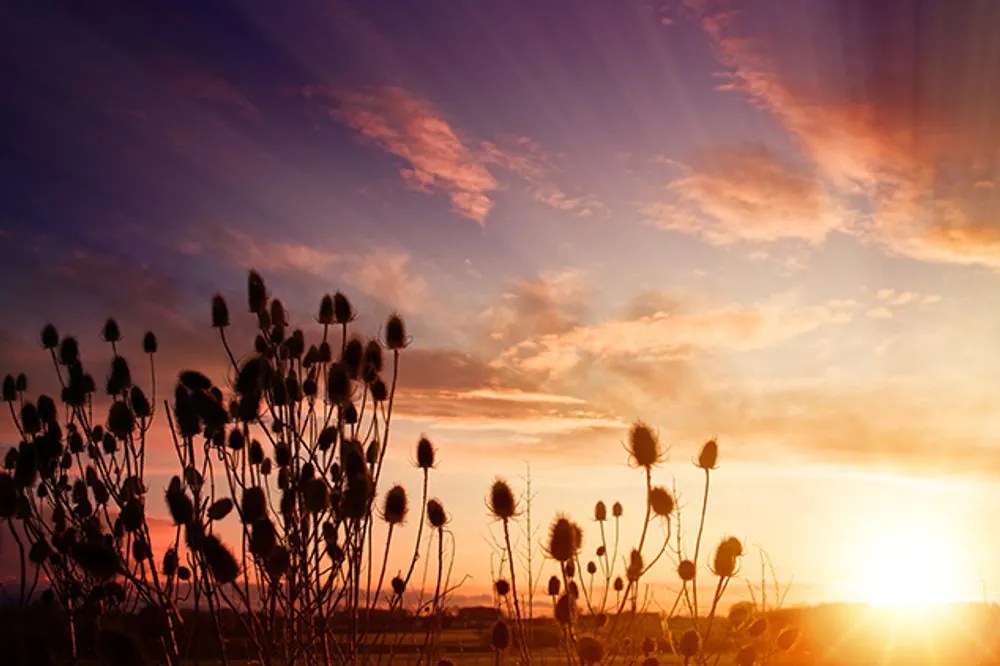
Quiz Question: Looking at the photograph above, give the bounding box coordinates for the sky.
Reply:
[2,0,1000,608]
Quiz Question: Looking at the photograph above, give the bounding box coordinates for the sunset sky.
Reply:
[3,0,1000,608]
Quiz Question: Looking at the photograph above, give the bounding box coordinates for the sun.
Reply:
[847,516,971,608]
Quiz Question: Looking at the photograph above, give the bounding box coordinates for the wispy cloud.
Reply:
[303,86,605,224]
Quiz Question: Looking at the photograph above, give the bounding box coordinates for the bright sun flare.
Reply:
[850,518,970,608]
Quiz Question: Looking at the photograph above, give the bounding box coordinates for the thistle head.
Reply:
[382,485,408,525]
[211,294,230,328]
[697,438,718,470]
[547,575,560,596]
[201,535,239,584]
[711,536,743,577]
[594,500,607,522]
[494,578,510,596]
[391,576,406,596]
[318,294,335,325]
[385,313,407,350]
[546,515,582,562]
[626,549,644,582]
[734,646,757,666]
[142,331,158,354]
[416,436,436,470]
[426,498,447,528]
[586,560,597,575]
[677,559,695,582]
[101,318,121,343]
[40,324,59,349]
[247,271,267,314]
[628,421,664,468]
[333,291,353,324]
[648,486,675,517]
[488,478,517,520]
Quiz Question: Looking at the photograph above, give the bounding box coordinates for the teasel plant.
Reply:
[157,271,452,665]
[1,320,182,665]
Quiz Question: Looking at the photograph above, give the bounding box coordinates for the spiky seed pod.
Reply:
[626,549,644,582]
[488,479,517,520]
[577,636,605,664]
[343,471,372,519]
[712,536,743,577]
[595,613,607,628]
[678,630,701,658]
[698,439,718,470]
[142,331,158,354]
[250,518,277,558]
[596,545,606,557]
[734,646,757,666]
[426,498,447,528]
[130,386,151,418]
[494,579,510,596]
[327,363,351,404]
[383,485,408,525]
[490,620,510,652]
[14,373,26,393]
[227,428,245,450]
[547,516,582,562]
[209,294,230,328]
[71,540,120,580]
[612,501,623,518]
[265,545,291,579]
[748,617,767,638]
[269,299,287,327]
[318,294,335,324]
[343,338,364,377]
[165,477,193,525]
[554,593,573,624]
[303,478,329,513]
[247,271,267,314]
[132,537,151,561]
[678,559,696,582]
[2,375,15,402]
[201,535,239,584]
[120,499,144,532]
[364,339,384,373]
[318,427,337,451]
[274,442,291,467]
[565,560,576,578]
[20,402,41,435]
[41,324,59,349]
[29,538,52,564]
[628,421,663,468]
[641,637,656,655]
[366,440,379,465]
[728,602,751,628]
[547,575,561,596]
[327,291,351,324]
[568,580,579,598]
[613,576,624,592]
[37,394,56,422]
[107,356,132,394]
[248,439,264,465]
[648,486,675,517]
[107,402,135,439]
[776,627,799,651]
[208,498,233,521]
[385,313,407,350]
[59,337,80,365]
[370,379,388,402]
[177,566,191,581]
[241,487,267,524]
[723,536,743,557]
[101,318,121,343]
[416,436,436,469]
[163,548,178,576]
[594,501,607,522]
[391,576,406,596]
[587,561,597,575]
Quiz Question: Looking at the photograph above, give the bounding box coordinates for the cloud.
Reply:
[303,86,604,224]
[180,225,428,312]
[480,269,589,344]
[694,3,1000,267]
[645,143,843,244]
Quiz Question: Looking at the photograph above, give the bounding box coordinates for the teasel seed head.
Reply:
[547,575,561,596]
[613,576,624,592]
[201,534,239,584]
[547,515,582,562]
[586,560,597,575]
[385,313,407,350]
[247,270,267,314]
[594,500,607,522]
[142,331,158,354]
[596,545,606,557]
[577,636,605,664]
[426,498,448,528]
[165,476,193,525]
[554,593,573,624]
[712,536,742,577]
[491,621,510,651]
[776,627,799,651]
[269,299,287,327]
[626,549,644,582]
[58,336,79,365]
[648,486,675,517]
[40,323,59,349]
[628,421,664,468]
[734,646,757,666]
[370,378,388,402]
[2,375,15,402]
[677,559,696,582]
[678,630,701,658]
[698,438,718,470]
[326,363,351,404]
[416,436,436,470]
[391,576,406,596]
[241,486,267,524]
[565,559,576,578]
[382,485,408,525]
[728,602,752,628]
[211,294,230,328]
[488,478,517,520]
[612,501,623,518]
[333,291,353,324]
[101,318,121,344]
[748,617,767,638]
[494,579,510,596]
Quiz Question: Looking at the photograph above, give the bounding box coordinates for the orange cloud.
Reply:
[645,144,843,244]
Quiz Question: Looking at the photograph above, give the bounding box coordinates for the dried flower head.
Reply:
[416,436,436,470]
[318,294,335,324]
[698,438,719,470]
[577,636,605,664]
[426,498,447,528]
[385,313,407,350]
[547,575,561,596]
[491,621,510,651]
[488,478,517,520]
[612,501,623,518]
[628,421,664,468]
[142,331,158,354]
[626,549,644,582]
[677,559,696,582]
[333,291,353,324]
[712,537,743,577]
[734,645,757,666]
[101,318,121,343]
[649,486,675,517]
[382,485,408,525]
[165,477,193,525]
[201,534,239,584]
[748,617,767,638]
[247,271,267,314]
[777,627,799,651]
[547,516,582,562]
[728,602,752,628]
[594,500,607,521]
[494,578,510,596]
[586,560,597,575]
[678,630,701,658]
[241,486,267,524]
[554,593,573,624]
[211,294,230,328]
[613,576,624,592]
[40,323,59,349]
[391,576,406,596]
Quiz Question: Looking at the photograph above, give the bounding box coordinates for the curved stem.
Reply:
[692,468,711,622]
